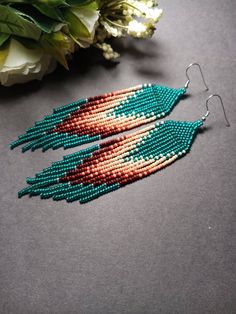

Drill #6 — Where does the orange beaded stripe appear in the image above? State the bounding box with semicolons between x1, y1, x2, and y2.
51;87;153;137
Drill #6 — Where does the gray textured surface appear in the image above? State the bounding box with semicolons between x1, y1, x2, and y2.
0;0;236;313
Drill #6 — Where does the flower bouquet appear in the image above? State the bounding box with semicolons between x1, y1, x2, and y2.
0;0;162;86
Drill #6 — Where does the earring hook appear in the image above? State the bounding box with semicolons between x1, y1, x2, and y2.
185;62;209;91
201;94;231;127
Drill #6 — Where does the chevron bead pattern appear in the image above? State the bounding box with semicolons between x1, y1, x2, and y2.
11;84;186;152
19;120;202;203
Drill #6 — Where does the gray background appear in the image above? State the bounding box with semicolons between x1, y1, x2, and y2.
0;0;236;313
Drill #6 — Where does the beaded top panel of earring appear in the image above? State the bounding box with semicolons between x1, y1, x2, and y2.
11;84;186;152
19;119;202;203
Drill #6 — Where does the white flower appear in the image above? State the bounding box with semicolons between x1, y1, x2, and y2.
0;39;56;86
128;20;146;33
134;2;163;22
98;0;162;40
128;20;149;37
145;8;163;22
100;21;123;37
95;42;120;60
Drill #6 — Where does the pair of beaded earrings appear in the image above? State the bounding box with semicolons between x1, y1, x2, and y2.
11;63;230;203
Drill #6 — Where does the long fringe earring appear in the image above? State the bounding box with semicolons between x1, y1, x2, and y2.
18;94;229;203
11;63;208;152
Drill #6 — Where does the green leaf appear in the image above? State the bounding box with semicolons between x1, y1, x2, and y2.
0;5;41;40
0;1;67;6
13;4;63;33
0;33;10;47
40;31;72;69
33;4;64;21
0;0;98;8
66;0;98;9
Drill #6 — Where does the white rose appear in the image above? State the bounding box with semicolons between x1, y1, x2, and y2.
0;39;56;87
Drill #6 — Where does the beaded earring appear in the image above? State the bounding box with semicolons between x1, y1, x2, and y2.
11;63;208;152
18;95;230;203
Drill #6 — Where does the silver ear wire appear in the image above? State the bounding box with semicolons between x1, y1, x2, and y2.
185;63;209;91
201;94;231;127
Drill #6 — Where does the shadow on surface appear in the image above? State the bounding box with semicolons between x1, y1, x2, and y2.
0;37;164;102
